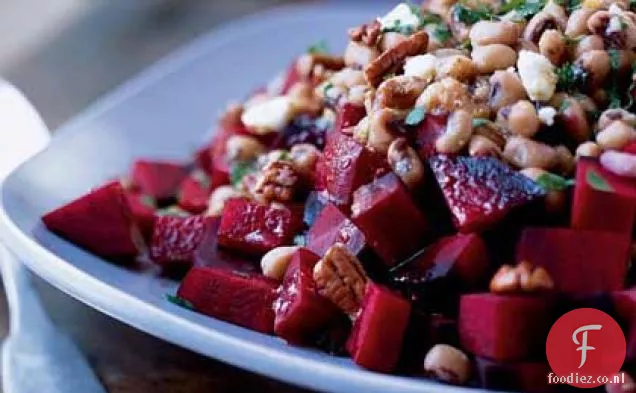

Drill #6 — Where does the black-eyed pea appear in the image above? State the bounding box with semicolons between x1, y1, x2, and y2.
375;76;429;110
503;136;560;169
600;150;636;178
596;121;636;150
470;20;520;47
543;0;568;27
576;50;610;89
555;145;576;175
423;344;471;385
261;246;299;280
225;135;266;162
524;12;561;43
516;39;540;53
387;137;425;190
598;108;636;129
559;97;592;143
206;186;244;217
539;29;566;65
576;141;602;159
416;77;471;112
344;41;380;69
471;44;518;74
489;70;527;111
435;55;478;83
468;134;502;157
507;100;541;138
436;109;473;154
574;35;605;59
367;108;401;154
566;7;597;37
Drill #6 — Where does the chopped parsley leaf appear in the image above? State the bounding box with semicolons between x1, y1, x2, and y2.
556;63;588;92
608;49;623;109
472;118;490;128
405;107;426;126
453;3;494;24
308;40;329;54
166;294;195;310
230;160;255;186
534;172;575;192
433;23;453;42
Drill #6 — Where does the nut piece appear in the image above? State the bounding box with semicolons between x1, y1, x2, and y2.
468;134;502;157
576;141;602;159
225;135;266;162
375;75;429;110
241;96;294;134
364;30;429;87
206;185;244;217
348;20;382;47
290;143;320;177
313;244;369;316
367;108;402;153
423;344;471;385
435;55;478;83
261;246;299;280
253;160;300;203
287;81;324;116
344;40;380;69
489;261;555;294
436;109;473;154
416;77;472;112
387;137;426;190
296;53;345;81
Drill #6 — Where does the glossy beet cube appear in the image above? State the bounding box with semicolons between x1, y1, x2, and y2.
150;215;214;269
346;284;411;372
177;267;278;334
218;198;302;255
351;173;429;267
193;144;213;174
571;157;636;234
429;155;546;233
517;227;630;293
124;191;156;241
475;357;556;393
177;169;213;214
315;132;388;206
335;103;366;132
42;181;142;262
414;112;449;159
306;203;367;257
273;249;341;345
624;141;636;155
459;294;555;361
131;159;188;201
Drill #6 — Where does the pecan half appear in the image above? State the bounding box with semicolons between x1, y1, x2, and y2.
364;30;429;87
313;244;369;316
252;160;299;203
296;53;346;80
348;20;382;47
489;261;555;294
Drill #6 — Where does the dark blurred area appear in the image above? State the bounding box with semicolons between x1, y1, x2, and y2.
0;0;302;129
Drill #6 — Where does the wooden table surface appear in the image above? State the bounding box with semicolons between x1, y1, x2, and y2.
0;1;325;391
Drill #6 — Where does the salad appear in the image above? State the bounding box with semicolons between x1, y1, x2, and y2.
42;0;636;391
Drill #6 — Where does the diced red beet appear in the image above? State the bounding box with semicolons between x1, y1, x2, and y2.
194;144;213;174
346;284;411;372
124;191;156;241
177;169;213;214
131;160;188;201
273;249;341;344
459;294;555;361
218;198;303;255
351;173;429;267
315;132;389;207
177;267;278;334
517;227;630;293
150;215;214;269
624;141;636;155
571;157;636;234
335;103;366;132
280;61;301;94
306;203;367;257
414;112;449;159
475;357;557;393
429;155;546;233
42;181;143;262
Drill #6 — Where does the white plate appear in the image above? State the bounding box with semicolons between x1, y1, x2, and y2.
0;4;490;393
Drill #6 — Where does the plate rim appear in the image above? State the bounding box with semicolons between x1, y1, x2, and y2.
0;4;493;393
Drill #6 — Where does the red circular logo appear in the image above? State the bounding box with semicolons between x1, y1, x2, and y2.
546;308;626;388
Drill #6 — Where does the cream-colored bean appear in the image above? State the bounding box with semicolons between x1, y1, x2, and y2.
524;12;561;43
380;32;408;52
598;108;636;130
261;246;299;280
375;76;429;110
423;0;457;17
423;344;471;385
516;39;540;53
539;29;566;65
468;135;502;157
387;138;425;190
471;44;518;74
225;135;266;162
507;100;541;138
290;144;320;176
435;55;478;82
489;70;527;111
206;186;244;217
573;35;605;58
470;20;520;47
416;77;471;112
596;121;636;150
503;136;559;169
436;109;473;154
566;7;596;37
344;40;380;69
543;0;568;27
367;108;401;153
576;141;602;159
576;50;610;89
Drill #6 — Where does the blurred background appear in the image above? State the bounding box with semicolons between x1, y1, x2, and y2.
0;1;321;392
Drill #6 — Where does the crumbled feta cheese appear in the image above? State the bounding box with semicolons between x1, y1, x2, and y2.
538;106;558;126
500;10;523;22
609;3;623;16
517;50;558;102
404;54;437;81
241;96;294;134
607;15;624;34
377;3;420;32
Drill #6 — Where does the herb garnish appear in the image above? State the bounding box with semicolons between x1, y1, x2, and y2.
230;160;255;186
433;23;453;42
535;173;575;191
166;294;195;310
608;49;622;109
453;3;494;24
556;63;587;92
472;118;490;128
405;107;426;126
500;0;546;19
587;169;614;192
308;40;329;54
